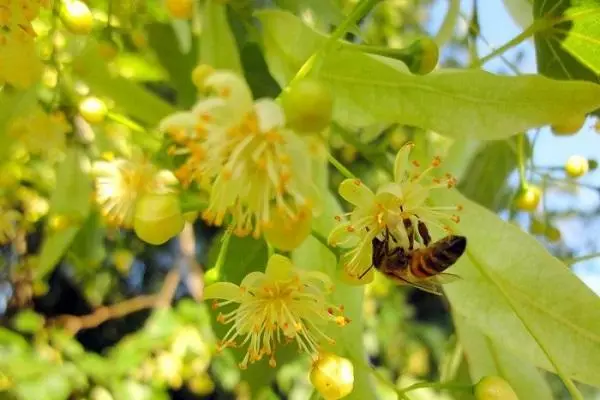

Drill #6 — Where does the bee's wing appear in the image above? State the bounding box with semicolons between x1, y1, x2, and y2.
392;274;445;296
431;272;461;284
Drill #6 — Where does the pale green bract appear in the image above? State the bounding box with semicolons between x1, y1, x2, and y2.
258;10;600;140
434;189;600;386
199;0;242;73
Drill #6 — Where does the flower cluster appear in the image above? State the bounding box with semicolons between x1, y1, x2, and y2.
0;0;48;88
159;69;316;239
93;151;178;227
328;143;461;281
205;255;349;369
9;108;70;155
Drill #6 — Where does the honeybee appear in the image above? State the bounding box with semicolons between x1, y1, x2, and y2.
363;220;467;295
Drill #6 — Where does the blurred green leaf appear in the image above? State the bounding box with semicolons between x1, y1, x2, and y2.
147;22;198;108
534;0;600;84
258;10;600;140
454;313;554;400
114;53;168;82
457;137;527;210
436;189;600;386
69;211;106;271
503;0;534;29
73;42;176;126
274;0;352;32
11;310;44;334
241;42;281;99
200;0;242;73
37;148;92;279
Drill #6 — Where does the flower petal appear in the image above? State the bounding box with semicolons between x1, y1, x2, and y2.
204;282;242;301
239;271;265;288
254;99;285;132
338;263;374;285
394;142;414;183
265;254;294;281
339;179;374;208
159;112;195;132
205;71;253;118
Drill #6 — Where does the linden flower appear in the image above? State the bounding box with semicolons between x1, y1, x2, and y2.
9;109;70;154
0;207;21;244
329;143;461;281
205;254;349;369
160;70;315;239
93;152;177;227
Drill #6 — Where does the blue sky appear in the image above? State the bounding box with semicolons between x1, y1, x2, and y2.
427;0;600;293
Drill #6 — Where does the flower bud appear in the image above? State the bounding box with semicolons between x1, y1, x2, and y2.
191;64;215;90
474;376;518;400
79;97;108;124
282;78;333;134
309;352;354;400
565;155;589;178
61;1;94;35
166;0;194;19
263;207;312;251
134;193;184;245
514;185;541;212
551;114;586;136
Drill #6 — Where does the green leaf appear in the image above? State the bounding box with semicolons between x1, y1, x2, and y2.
503;0;534;29
37;148;92;279
147;22;198;108
258;10;600;140
11;310;45;334
292;154;374;400
73;42;176;126
454;313;554;400
114;53;168;82
435;189;600;386
0;88;38;160
199;0;242;73
274;0;351;33
534;0;600;84
457;137;526;210
68;211;106;271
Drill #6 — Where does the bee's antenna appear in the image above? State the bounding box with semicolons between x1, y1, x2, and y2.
359;265;373;280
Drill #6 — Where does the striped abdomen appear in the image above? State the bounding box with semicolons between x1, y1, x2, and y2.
409;235;467;278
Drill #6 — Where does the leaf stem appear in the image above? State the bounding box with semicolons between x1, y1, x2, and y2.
285;0;381;89
470;21;540;68
328;152;356;179
206;228;233;281
517;133;527;190
311;229;340;261
565;252;600;266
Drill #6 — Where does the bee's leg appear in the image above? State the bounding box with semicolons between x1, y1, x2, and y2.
417;220;431;246
359;265;373;279
403;218;415;250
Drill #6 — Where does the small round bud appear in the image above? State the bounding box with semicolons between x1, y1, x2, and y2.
515;185;541;212
565;155;589;178
413;37;439;74
310;353;354;400
98;41;119;61
545;225;561;243
282;78;333;134
79;96;108;124
474;376;518;400
166;0;194;19
529;218;545;235
191;64;215;90
551;114;586;136
61;1;94;35
134;193;184;245
263;207;312;251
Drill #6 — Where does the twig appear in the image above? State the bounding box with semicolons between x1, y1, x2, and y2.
49;269;181;334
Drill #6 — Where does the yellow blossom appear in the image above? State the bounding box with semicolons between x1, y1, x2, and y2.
328;143;461;281
159;70;316;239
93;151;177;227
0;207;21;244
204;254;349;369
9;109;70;154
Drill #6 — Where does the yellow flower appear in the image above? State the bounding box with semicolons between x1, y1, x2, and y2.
93;151;177;227
0;207;21;244
329;143;461;281
205;254;349;369
160;70;316;239
9;109;70;154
